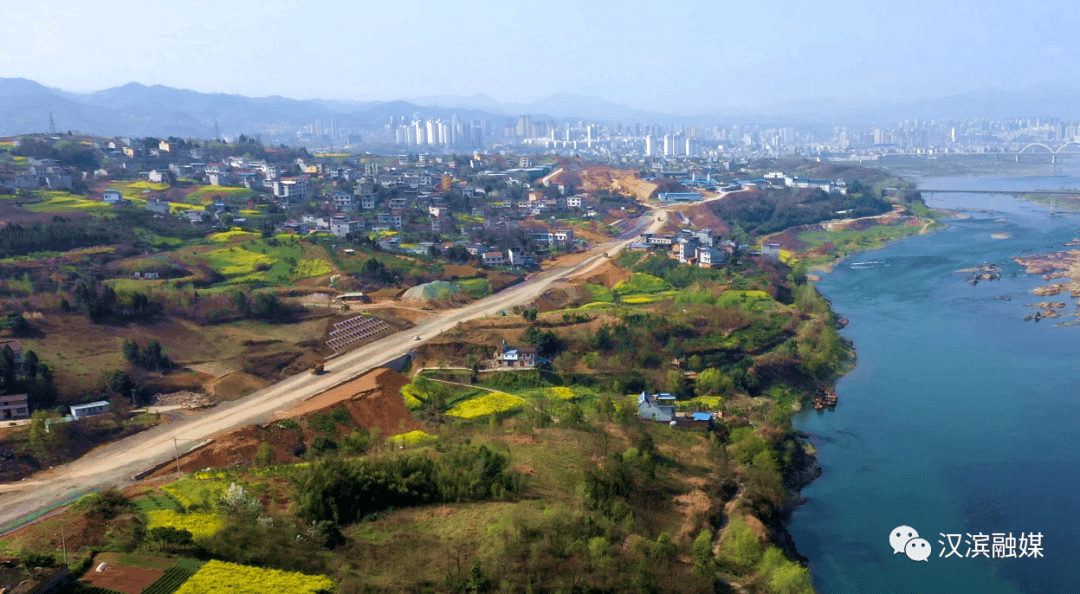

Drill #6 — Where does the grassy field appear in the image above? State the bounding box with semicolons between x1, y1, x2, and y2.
795;221;926;268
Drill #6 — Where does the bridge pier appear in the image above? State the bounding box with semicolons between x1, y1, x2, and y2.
1016;155;1020;163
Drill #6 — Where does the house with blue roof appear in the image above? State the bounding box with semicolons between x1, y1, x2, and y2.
638;391;720;429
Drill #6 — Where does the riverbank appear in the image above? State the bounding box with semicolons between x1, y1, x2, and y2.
789;177;1080;594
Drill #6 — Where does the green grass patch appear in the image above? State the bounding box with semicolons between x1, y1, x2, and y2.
612;273;672;297
134;228;185;248
204;246;275;276
796;223;924;262
457;277;492;299
716;289;776;311
584;283;613;302
133;495;182;513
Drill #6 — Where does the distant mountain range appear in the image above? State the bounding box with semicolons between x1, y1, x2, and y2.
1;77;1078;140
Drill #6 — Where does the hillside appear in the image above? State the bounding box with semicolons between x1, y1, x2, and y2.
2;241;836;594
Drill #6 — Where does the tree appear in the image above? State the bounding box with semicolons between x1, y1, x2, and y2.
719;516;763;570
254;443;275;467
107;370;136;396
2;312;31;336
522;308;538;322
231;291;250;316
769;563;814;594
24;350;38;380
692;529;716;577
666;369;685;395
143;340;164;371
251;293;285;320
697;368;732;397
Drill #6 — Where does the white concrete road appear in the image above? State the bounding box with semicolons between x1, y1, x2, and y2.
0;211;664;531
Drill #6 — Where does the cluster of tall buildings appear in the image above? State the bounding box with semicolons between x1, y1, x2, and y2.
374;111;1080;159
392;115;490;149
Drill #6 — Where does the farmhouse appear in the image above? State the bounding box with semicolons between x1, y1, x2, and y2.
70;400;110;420
0;393;29;421
494;342;537;368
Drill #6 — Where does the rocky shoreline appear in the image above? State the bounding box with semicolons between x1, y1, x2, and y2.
777;435;824;564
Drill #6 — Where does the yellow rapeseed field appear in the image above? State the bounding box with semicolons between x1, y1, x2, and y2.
446;392;525;419
206;247;275;275
294;259;333;278
209;227;260;242
174;560;335;594
147;510;223;539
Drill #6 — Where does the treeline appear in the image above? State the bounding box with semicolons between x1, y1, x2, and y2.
70;281;161;323
711;187;893;236
123;339;172;371
12;138;99;171
293;444;521;525
0;219;116;259
64;280;298;326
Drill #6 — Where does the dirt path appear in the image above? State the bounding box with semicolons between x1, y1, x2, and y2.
0;210;663;531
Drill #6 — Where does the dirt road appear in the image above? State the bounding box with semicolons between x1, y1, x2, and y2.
0;211;663;530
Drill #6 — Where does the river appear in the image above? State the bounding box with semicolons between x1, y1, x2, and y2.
789;161;1080;594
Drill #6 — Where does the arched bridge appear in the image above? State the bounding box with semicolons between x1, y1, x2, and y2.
1013;141;1080;163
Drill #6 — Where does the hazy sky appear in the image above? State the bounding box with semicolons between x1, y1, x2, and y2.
2;0;1077;114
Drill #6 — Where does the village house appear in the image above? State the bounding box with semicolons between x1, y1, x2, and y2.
0;340;25;373
494;342;537;368
70;400;110;420
330;217;364;237
482;251;505;266
638;391;718;429
698;247;726;267
272;176;311;205
333;191;357;211
0;393;30;421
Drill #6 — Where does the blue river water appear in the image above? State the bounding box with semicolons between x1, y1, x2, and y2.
789;169;1080;594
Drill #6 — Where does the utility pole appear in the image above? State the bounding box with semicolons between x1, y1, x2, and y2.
173;437;181;476
61;519;68;565
131;387;137;408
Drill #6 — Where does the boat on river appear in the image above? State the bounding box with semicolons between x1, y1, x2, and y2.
813;383;838;410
